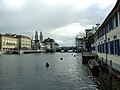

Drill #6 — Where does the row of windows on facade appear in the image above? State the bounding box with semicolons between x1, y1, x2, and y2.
2;39;31;43
3;48;18;50
2;47;30;50
92;39;120;56
21;44;31;46
2;43;31;46
98;35;117;45
97;11;120;39
3;40;17;43
21;40;31;42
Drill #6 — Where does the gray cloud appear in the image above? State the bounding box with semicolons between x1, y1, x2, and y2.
0;0;116;46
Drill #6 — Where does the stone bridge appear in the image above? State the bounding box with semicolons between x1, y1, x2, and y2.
6;50;20;54
6;50;46;54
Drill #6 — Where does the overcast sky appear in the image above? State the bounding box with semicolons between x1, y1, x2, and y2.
0;0;117;46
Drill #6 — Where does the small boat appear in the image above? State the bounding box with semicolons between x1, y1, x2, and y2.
88;59;100;76
60;58;63;60
46;62;49;68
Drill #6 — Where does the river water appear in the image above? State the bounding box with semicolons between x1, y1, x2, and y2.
0;53;99;90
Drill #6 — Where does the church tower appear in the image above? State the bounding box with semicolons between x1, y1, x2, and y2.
40;31;43;43
35;31;39;43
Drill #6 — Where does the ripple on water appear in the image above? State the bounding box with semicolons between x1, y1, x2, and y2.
0;53;100;90
79;86;99;90
0;75;9;81
5;83;22;90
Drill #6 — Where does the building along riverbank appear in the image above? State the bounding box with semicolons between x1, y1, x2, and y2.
90;0;120;77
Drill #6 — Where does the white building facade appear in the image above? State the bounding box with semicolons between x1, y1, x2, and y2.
0;34;18;50
76;37;85;50
91;0;120;72
0;34;31;50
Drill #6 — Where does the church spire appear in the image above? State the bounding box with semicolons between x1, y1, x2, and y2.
35;31;39;43
40;31;43;43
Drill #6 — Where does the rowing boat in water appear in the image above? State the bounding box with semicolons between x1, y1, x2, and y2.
88;59;100;76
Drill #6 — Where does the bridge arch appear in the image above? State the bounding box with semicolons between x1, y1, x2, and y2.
11;51;20;54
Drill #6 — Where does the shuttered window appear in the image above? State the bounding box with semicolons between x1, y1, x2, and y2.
102;44;104;53
110;41;114;55
104;42;108;54
114;39;120;55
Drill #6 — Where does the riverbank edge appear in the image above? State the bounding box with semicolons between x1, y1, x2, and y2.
82;51;120;90
96;64;120;90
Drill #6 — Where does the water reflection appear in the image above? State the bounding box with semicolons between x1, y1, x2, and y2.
0;53;99;90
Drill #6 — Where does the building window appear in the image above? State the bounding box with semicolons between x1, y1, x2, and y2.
114;39;119;55
105;25;108;34
100;45;102;53
110;41;114;55
111;17;114;29
98;45;99;52
92;46;95;51
115;13;118;27
105;42;108;54
102;44;104;53
113;35;117;39
113;16;116;28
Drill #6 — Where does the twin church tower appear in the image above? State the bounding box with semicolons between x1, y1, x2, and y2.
35;31;43;43
32;30;59;51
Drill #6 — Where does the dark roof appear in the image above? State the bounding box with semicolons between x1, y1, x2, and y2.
0;33;31;39
0;33;17;38
43;37;55;42
17;35;31;39
55;43;59;46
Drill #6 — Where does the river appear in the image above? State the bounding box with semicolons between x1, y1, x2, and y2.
0;53;99;90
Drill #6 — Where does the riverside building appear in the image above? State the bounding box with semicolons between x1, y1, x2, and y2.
75;33;86;51
17;35;31;50
0;33;31;50
91;0;120;72
43;37;57;52
0;34;18;50
76;38;85;51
